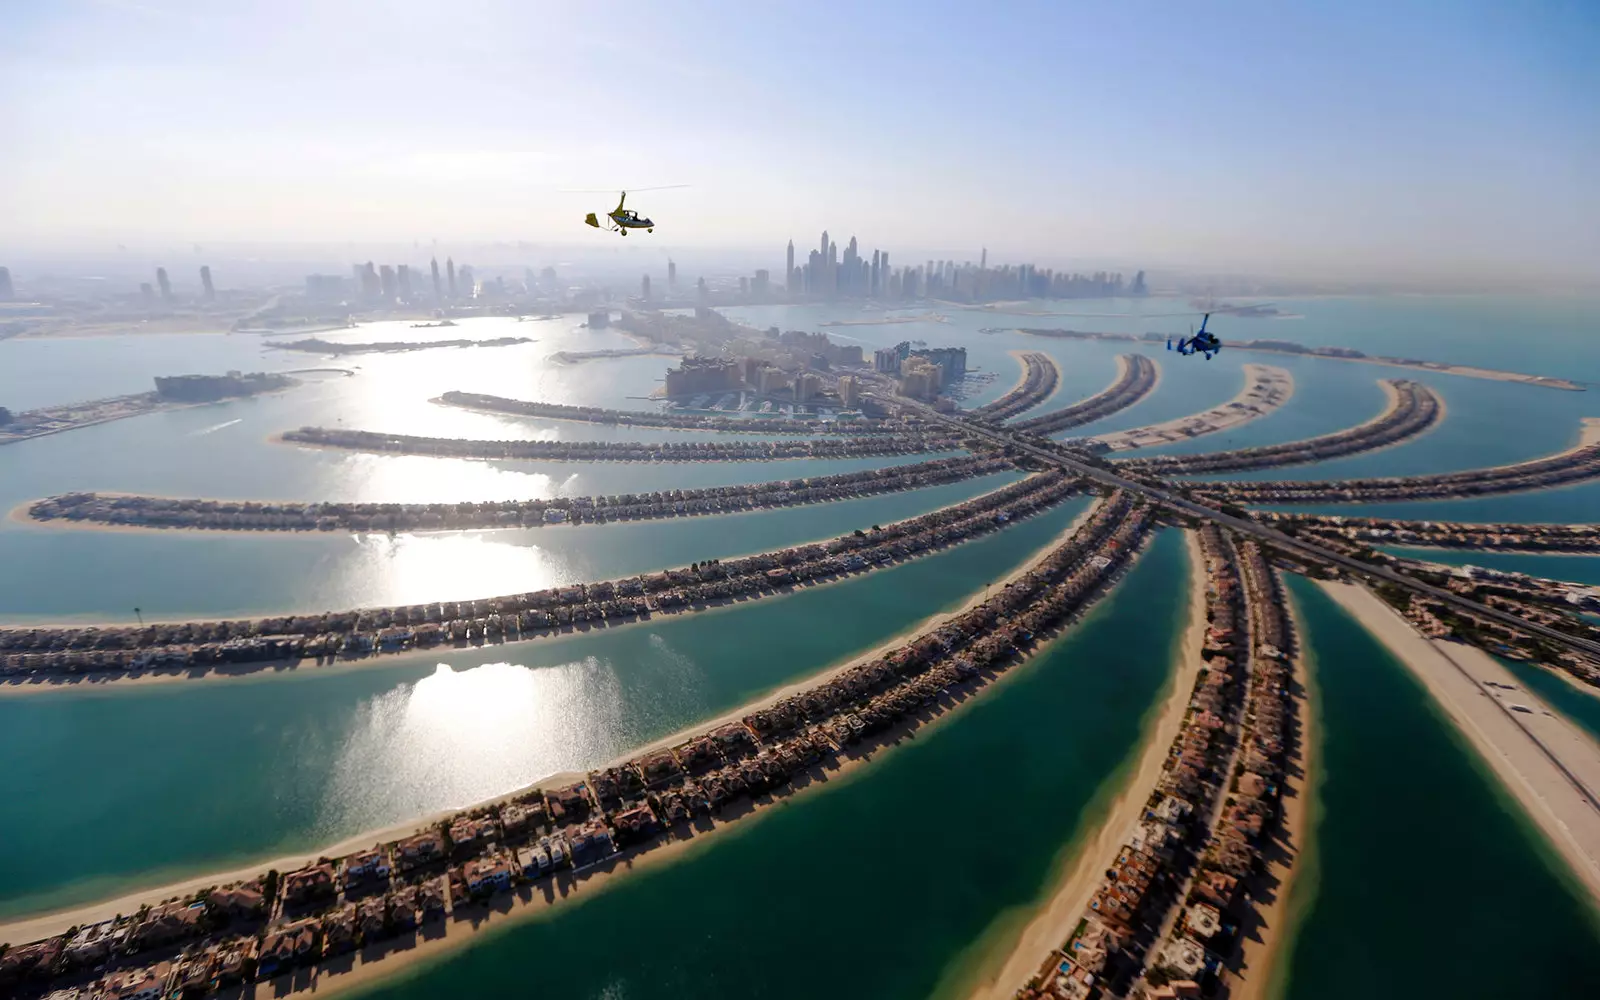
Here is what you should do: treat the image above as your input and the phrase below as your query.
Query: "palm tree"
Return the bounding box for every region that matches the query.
[134,607,144,626]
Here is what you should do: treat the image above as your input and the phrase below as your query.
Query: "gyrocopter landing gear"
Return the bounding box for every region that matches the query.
[619,228,628,236]
[648,228,654,233]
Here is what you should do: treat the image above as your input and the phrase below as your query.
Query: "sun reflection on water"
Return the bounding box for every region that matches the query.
[318,659,634,839]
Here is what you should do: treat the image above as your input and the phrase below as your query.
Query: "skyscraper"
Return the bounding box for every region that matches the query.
[981,248,987,270]
[140,282,155,305]
[457,266,474,298]
[446,258,457,298]
[0,266,12,300]
[667,260,677,289]
[641,274,651,301]
[397,265,412,300]
[379,265,397,300]
[199,265,215,301]
[155,267,173,303]
[786,241,795,293]
[430,258,442,300]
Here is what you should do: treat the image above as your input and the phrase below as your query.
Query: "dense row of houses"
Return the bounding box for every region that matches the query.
[280,426,964,463]
[0,473,1083,681]
[436,390,914,434]
[1124,380,1441,475]
[1011,356,1158,436]
[1,494,1156,1000]
[1270,523,1600,689]
[1192,437,1600,505]
[1019,528,1301,1000]
[1260,512,1600,554]
[971,353,1061,423]
[27,454,1011,534]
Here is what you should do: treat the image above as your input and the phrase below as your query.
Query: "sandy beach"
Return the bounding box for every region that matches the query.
[1088,364,1294,453]
[957,528,1209,1000]
[0,503,1110,947]
[1319,581,1600,903]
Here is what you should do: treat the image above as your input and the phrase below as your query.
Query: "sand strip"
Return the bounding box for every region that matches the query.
[1319,581,1600,903]
[1087,363,1294,453]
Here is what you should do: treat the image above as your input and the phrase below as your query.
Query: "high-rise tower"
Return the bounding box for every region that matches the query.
[199,265,215,301]
[446,258,457,298]
[786,240,795,293]
[155,267,173,303]
[430,258,442,300]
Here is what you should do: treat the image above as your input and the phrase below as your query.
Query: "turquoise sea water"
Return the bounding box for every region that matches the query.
[0,498,1090,919]
[1378,546,1600,586]
[5,294,1600,984]
[1276,578,1600,999]
[352,528,1189,1000]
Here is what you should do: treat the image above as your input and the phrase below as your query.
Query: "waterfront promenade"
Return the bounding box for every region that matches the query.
[1073,364,1292,454]
[1194,417,1600,505]
[1011,355,1159,436]
[0,498,1156,1000]
[1320,582,1600,902]
[1122,379,1442,475]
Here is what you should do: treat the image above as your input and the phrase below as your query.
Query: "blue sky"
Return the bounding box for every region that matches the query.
[2,0,1596,281]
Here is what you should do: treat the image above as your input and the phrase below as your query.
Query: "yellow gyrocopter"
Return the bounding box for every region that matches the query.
[579,186,688,236]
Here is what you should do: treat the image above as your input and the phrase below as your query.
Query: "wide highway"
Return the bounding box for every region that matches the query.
[873,389,1600,660]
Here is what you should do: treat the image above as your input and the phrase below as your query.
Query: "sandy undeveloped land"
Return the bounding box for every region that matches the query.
[1320,581,1600,903]
[1088,364,1294,453]
[958,529,1209,1000]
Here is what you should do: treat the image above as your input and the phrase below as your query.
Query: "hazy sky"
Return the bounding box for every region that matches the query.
[2,0,1597,281]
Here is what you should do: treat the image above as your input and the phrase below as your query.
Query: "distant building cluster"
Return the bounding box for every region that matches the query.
[778,231,1147,303]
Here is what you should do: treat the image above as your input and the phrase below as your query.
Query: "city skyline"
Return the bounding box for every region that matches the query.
[1,2,1597,286]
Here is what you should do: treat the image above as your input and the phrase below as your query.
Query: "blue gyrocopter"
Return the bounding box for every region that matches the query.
[1168,313,1222,360]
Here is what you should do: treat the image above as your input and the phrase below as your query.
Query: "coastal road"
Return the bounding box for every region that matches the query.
[869,390,1600,661]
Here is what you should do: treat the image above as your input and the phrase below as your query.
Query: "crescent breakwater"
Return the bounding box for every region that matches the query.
[1010,355,1159,437]
[265,336,534,356]
[971,352,1062,422]
[434,391,915,435]
[1001,327,1585,391]
[1073,364,1293,455]
[0,471,1083,684]
[1014,528,1304,1000]
[19,456,1015,534]
[1193,417,1600,505]
[1122,378,1443,475]
[276,426,966,462]
[0,497,1155,1000]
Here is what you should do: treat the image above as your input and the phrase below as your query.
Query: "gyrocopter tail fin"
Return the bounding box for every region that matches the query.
[584,213,600,228]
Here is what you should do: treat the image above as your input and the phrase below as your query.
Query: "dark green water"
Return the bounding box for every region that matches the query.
[1277,578,1600,1000]
[0,497,1094,919]
[352,529,1191,1000]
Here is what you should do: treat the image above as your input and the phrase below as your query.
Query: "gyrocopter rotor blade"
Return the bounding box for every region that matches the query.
[556,185,692,193]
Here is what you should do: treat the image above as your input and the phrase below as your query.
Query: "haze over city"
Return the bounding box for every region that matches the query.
[3,0,1598,287]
